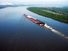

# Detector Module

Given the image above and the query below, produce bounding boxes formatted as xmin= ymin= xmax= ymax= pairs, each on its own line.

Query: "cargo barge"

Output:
xmin=24 ymin=14 xmax=45 ymax=27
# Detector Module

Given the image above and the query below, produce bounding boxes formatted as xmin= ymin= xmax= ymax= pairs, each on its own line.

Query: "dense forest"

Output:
xmin=28 ymin=7 xmax=68 ymax=23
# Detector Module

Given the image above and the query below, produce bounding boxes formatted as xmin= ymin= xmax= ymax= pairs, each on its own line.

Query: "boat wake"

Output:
xmin=44 ymin=23 xmax=68 ymax=39
xmin=24 ymin=14 xmax=68 ymax=39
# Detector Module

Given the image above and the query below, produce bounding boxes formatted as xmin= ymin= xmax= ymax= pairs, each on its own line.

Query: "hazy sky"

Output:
xmin=0 ymin=0 xmax=68 ymax=7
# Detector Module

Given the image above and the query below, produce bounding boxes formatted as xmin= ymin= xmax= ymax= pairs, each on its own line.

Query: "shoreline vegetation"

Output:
xmin=27 ymin=7 xmax=68 ymax=23
xmin=0 ymin=5 xmax=25 ymax=9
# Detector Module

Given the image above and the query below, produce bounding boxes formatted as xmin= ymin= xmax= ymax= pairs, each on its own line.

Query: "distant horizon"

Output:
xmin=0 ymin=0 xmax=68 ymax=7
xmin=0 ymin=4 xmax=68 ymax=8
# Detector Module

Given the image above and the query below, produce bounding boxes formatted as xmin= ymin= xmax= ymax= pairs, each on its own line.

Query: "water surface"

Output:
xmin=0 ymin=6 xmax=68 ymax=51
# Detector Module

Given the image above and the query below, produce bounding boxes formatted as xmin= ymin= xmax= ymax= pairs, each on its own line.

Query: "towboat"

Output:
xmin=24 ymin=14 xmax=45 ymax=26
xmin=23 ymin=14 xmax=67 ymax=39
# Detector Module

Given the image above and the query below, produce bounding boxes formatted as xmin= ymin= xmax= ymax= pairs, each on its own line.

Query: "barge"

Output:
xmin=24 ymin=14 xmax=45 ymax=27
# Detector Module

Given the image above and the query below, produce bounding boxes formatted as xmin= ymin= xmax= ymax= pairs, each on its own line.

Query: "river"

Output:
xmin=0 ymin=6 xmax=68 ymax=51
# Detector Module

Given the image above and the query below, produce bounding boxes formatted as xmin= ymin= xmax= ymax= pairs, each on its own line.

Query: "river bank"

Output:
xmin=27 ymin=7 xmax=68 ymax=23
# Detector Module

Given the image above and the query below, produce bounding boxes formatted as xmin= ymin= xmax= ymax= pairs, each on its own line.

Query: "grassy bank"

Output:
xmin=27 ymin=7 xmax=68 ymax=23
